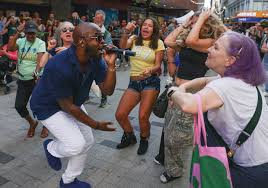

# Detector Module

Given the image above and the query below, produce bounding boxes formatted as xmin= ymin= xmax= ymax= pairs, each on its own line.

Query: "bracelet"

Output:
xmin=108 ymin=67 xmax=116 ymax=72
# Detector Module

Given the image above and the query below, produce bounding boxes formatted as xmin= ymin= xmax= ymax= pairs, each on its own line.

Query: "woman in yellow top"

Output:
xmin=116 ymin=18 xmax=165 ymax=155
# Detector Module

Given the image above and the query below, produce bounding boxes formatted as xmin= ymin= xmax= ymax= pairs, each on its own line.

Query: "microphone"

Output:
xmin=102 ymin=45 xmax=136 ymax=56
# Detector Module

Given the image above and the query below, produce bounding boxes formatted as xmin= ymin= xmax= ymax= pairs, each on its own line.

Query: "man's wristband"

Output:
xmin=94 ymin=122 xmax=100 ymax=130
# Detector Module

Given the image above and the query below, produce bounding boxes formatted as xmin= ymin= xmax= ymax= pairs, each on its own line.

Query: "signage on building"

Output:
xmin=236 ymin=11 xmax=268 ymax=18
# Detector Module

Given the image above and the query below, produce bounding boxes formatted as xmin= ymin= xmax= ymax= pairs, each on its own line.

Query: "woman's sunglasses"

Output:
xmin=61 ymin=27 xmax=74 ymax=33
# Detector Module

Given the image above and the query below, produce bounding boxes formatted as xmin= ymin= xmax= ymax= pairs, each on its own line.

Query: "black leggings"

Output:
xmin=15 ymin=79 xmax=36 ymax=118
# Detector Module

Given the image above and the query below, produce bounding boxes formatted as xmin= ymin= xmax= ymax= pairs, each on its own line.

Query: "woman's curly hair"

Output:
xmin=176 ymin=13 xmax=227 ymax=47
xmin=135 ymin=17 xmax=160 ymax=50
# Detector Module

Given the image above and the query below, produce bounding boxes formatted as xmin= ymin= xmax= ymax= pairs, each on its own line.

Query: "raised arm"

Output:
xmin=7 ymin=22 xmax=25 ymax=51
xmin=185 ymin=10 xmax=215 ymax=53
xmin=98 ymin=51 xmax=117 ymax=96
xmin=164 ymin=25 xmax=184 ymax=51
xmin=39 ymin=39 xmax=57 ymax=68
xmin=119 ymin=22 xmax=136 ymax=49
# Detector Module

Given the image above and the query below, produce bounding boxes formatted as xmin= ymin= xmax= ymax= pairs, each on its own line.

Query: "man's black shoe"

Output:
xmin=117 ymin=132 xmax=137 ymax=149
xmin=137 ymin=138 xmax=148 ymax=155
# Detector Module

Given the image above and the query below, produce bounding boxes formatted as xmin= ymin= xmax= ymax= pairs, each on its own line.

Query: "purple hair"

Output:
xmin=223 ymin=31 xmax=266 ymax=86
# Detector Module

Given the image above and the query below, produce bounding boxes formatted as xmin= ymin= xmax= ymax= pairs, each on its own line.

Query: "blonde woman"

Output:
xmin=157 ymin=10 xmax=227 ymax=183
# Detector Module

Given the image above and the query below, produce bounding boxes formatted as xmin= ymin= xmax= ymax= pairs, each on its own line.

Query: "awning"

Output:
xmin=1 ymin=0 xmax=49 ymax=5
xmin=233 ymin=17 xmax=266 ymax=23
xmin=234 ymin=11 xmax=268 ymax=23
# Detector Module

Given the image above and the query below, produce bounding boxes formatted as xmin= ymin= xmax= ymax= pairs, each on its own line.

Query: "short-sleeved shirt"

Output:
xmin=16 ymin=37 xmax=46 ymax=80
xmin=129 ymin=39 xmax=165 ymax=76
xmin=206 ymin=77 xmax=268 ymax=167
xmin=30 ymin=45 xmax=107 ymax=120
xmin=176 ymin=47 xmax=208 ymax=80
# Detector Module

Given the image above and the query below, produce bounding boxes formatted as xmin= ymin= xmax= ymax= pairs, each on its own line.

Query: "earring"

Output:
xmin=81 ymin=44 xmax=85 ymax=48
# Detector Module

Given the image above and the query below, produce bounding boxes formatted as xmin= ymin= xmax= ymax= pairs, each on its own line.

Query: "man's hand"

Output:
xmin=103 ymin=46 xmax=116 ymax=67
xmin=96 ymin=121 xmax=116 ymax=131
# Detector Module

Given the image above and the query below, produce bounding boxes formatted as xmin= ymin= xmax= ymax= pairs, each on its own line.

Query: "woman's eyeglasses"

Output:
xmin=61 ymin=27 xmax=74 ymax=33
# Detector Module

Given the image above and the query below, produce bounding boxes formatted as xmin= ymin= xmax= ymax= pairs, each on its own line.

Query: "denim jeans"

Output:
xmin=128 ymin=75 xmax=160 ymax=92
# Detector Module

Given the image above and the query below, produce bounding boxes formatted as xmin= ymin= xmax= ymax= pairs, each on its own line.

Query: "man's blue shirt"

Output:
xmin=30 ymin=45 xmax=107 ymax=120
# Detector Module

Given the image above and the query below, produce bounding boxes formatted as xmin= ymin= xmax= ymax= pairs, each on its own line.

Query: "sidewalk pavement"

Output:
xmin=0 ymin=69 xmax=192 ymax=188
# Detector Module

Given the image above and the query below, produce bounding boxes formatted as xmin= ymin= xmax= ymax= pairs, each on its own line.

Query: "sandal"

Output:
xmin=40 ymin=127 xmax=49 ymax=138
xmin=160 ymin=172 xmax=180 ymax=183
xmin=27 ymin=121 xmax=38 ymax=138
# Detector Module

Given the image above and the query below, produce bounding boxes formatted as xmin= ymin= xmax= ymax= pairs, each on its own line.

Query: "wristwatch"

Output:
xmin=167 ymin=89 xmax=176 ymax=98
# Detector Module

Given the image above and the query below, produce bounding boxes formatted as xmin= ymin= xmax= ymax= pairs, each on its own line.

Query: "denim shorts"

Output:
xmin=128 ymin=75 xmax=160 ymax=92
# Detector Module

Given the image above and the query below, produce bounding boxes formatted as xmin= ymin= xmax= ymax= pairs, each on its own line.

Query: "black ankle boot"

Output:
xmin=137 ymin=137 xmax=148 ymax=155
xmin=116 ymin=132 xmax=137 ymax=149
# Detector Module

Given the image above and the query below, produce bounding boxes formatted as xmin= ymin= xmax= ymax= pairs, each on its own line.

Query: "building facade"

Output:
xmin=222 ymin=0 xmax=268 ymax=18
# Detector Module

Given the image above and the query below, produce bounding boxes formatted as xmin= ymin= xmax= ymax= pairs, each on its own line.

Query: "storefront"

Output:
xmin=233 ymin=11 xmax=268 ymax=23
xmin=0 ymin=0 xmax=50 ymax=18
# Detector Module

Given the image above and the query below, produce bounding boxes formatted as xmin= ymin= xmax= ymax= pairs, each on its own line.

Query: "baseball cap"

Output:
xmin=25 ymin=21 xmax=37 ymax=33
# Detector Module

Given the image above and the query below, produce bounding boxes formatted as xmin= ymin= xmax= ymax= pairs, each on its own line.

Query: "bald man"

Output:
xmin=30 ymin=23 xmax=116 ymax=188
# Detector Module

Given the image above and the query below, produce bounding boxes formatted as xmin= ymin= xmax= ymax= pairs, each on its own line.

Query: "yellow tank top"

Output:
xmin=130 ymin=39 xmax=165 ymax=76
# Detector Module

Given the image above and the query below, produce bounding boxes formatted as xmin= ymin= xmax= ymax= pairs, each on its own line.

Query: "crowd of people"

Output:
xmin=0 ymin=7 xmax=268 ymax=188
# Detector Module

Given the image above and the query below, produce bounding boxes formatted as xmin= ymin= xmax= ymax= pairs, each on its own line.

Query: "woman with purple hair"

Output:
xmin=168 ymin=31 xmax=268 ymax=187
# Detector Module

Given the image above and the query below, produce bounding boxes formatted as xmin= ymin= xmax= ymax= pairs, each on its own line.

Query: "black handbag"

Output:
xmin=152 ymin=85 xmax=171 ymax=118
